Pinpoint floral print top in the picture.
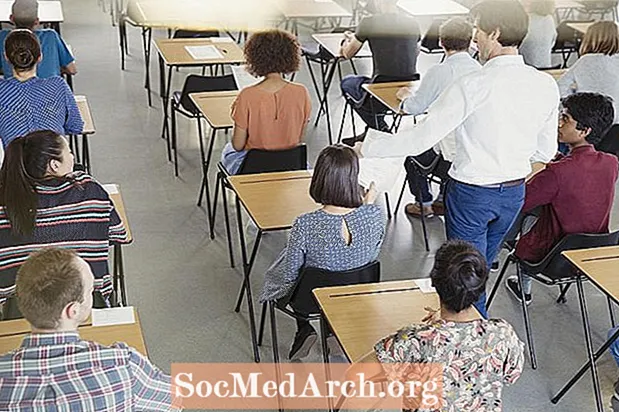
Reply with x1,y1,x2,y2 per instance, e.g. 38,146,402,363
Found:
374,319,524,412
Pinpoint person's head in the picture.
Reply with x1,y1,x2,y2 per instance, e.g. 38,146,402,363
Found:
470,0,529,61
309,145,363,209
16,248,94,331
430,240,488,313
4,28,41,73
558,93,615,147
521,0,556,16
10,0,39,29
579,21,619,56
440,17,474,53
0,131,74,236
244,29,300,77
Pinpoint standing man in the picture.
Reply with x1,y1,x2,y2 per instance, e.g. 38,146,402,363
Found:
359,0,559,317
339,0,420,133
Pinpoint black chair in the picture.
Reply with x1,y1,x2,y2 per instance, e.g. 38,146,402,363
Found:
169,75,237,214
1,296,21,321
552,21,592,68
596,124,619,158
257,261,381,365
212,145,308,268
487,231,619,370
420,19,445,56
395,153,451,251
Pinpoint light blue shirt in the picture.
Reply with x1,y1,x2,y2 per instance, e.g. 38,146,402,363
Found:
401,51,482,116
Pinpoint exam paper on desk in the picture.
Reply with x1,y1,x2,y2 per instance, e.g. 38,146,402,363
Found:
358,157,406,195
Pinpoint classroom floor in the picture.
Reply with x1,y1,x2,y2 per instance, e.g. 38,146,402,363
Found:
64,1,619,410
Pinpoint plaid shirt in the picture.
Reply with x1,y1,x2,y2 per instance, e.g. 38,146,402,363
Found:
0,332,181,411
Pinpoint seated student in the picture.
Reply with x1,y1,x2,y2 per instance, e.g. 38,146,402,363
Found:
506,93,618,303
557,21,619,123
0,130,129,313
260,145,386,360
0,0,77,79
339,0,420,134
0,248,180,411
349,240,524,410
0,30,83,149
519,0,557,68
221,29,311,175
395,17,481,218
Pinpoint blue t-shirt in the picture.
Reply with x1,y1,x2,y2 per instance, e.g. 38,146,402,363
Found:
0,29,74,79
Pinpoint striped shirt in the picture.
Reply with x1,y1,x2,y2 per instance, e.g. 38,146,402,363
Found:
0,77,84,148
0,332,181,411
0,173,130,300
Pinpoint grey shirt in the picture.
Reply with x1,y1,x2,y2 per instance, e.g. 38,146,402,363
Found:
355,13,421,79
520,14,557,69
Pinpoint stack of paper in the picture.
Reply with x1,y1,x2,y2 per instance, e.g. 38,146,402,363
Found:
185,45,224,60
231,65,264,89
92,307,136,326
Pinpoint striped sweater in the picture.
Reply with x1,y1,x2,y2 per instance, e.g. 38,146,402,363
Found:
0,173,130,300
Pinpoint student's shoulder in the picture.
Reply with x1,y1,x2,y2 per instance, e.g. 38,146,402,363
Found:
487,318,521,339
69,172,111,198
36,28,62,40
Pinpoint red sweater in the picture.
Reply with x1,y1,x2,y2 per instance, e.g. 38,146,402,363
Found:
515,145,618,263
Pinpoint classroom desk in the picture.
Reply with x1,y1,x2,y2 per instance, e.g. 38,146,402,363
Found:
362,80,420,115
154,37,244,162
551,246,619,412
543,68,568,81
105,184,133,307
227,171,319,362
313,280,439,362
567,21,594,35
70,95,96,175
278,0,352,36
0,308,147,356
309,33,372,145
397,0,469,17
189,90,238,236
0,1,63,32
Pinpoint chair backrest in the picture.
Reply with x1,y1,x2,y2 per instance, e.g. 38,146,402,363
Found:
173,30,220,39
554,20,593,49
596,124,619,158
372,73,421,84
280,261,381,314
179,74,237,114
521,231,619,281
420,19,442,52
238,145,307,175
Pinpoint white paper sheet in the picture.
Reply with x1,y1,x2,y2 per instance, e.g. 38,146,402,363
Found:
210,37,235,43
102,184,119,195
92,307,136,327
74,95,86,103
185,45,224,60
358,157,405,194
415,278,436,294
231,65,263,89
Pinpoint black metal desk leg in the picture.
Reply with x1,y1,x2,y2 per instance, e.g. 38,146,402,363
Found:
81,135,91,175
576,275,604,412
142,28,153,106
113,244,128,306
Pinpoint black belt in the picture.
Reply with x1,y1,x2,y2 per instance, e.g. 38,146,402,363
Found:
456,178,525,189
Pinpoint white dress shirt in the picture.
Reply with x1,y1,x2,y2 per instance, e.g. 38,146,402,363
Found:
401,51,481,161
362,55,559,186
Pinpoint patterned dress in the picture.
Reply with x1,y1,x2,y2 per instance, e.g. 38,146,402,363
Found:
259,204,385,303
374,319,525,412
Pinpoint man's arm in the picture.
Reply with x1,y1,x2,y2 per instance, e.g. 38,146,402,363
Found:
530,105,559,164
400,65,443,116
362,79,470,159
521,167,559,213
339,31,363,59
129,349,182,411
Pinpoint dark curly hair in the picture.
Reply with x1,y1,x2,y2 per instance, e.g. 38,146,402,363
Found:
562,92,615,146
244,29,301,77
430,240,488,313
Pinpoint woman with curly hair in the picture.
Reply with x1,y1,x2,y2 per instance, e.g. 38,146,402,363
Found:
221,29,311,174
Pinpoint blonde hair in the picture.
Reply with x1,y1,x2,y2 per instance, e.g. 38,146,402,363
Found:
527,0,556,16
580,21,619,56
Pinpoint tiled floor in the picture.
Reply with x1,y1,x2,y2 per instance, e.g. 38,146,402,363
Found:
60,1,619,410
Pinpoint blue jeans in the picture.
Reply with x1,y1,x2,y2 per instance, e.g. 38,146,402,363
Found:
445,180,525,318
609,326,619,367
340,74,388,131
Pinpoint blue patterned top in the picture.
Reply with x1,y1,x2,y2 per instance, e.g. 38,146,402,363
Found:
0,77,83,147
260,204,386,302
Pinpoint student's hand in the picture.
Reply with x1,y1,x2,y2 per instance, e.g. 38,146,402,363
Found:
421,307,440,324
352,141,363,157
363,182,378,204
396,86,413,101
343,30,354,40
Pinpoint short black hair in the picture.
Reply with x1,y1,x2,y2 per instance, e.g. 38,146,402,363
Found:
430,240,488,313
562,92,615,146
440,17,474,52
470,0,529,47
309,145,363,209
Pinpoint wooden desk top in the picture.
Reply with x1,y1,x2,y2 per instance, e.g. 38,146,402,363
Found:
397,0,469,17
105,184,134,243
311,33,372,59
362,81,420,113
189,90,238,129
563,246,619,301
75,95,95,135
543,68,568,81
279,0,352,19
154,38,244,67
314,280,440,362
567,21,595,35
0,1,63,23
228,170,319,231
0,308,147,356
